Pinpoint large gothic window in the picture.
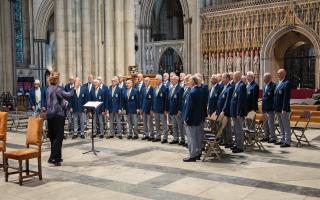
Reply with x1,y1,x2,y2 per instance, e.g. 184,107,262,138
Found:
151,0,184,41
14,0,24,63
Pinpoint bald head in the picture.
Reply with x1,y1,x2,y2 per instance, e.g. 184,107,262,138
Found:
233,71,242,83
277,68,286,80
137,73,144,82
144,77,150,87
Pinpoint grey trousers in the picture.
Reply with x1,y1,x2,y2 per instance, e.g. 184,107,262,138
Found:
185,125,201,158
154,113,168,140
170,114,185,141
109,112,122,136
197,121,205,153
276,112,291,144
223,117,233,145
143,113,155,138
232,117,245,149
66,110,73,131
263,111,276,140
73,112,85,135
127,114,139,137
93,113,104,135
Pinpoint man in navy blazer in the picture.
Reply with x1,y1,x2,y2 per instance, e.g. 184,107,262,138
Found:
123,80,140,139
168,75,184,144
274,69,291,147
70,78,87,139
106,76,123,139
208,74,222,116
181,74,191,146
183,75,203,162
91,79,106,138
152,74,169,143
83,74,94,128
246,71,259,130
140,77,155,140
134,73,145,133
64,76,75,133
261,73,277,143
216,73,234,147
29,79,46,112
163,73,170,88
229,71,247,153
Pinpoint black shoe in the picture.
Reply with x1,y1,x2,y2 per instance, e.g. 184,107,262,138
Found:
80,135,85,139
261,138,269,142
183,157,197,162
91,135,97,138
161,139,168,144
99,135,104,139
141,136,149,140
72,135,78,139
152,138,161,142
179,141,185,146
275,141,284,145
280,143,290,148
127,136,132,139
118,135,123,139
133,135,139,140
53,162,61,166
63,135,67,139
268,139,277,143
196,154,202,160
48,159,63,164
169,140,179,144
148,137,154,141
106,135,114,139
225,144,233,148
232,148,244,153
230,145,237,150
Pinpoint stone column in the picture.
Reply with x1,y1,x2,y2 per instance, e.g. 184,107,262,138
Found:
124,0,135,75
82,0,91,80
105,0,115,82
75,0,82,80
66,0,76,78
98,0,105,82
115,0,125,75
55,0,67,83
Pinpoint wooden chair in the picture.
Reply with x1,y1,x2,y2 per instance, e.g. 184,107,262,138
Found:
291,111,312,147
4,117,44,185
0,112,8,170
244,111,265,151
203,114,227,161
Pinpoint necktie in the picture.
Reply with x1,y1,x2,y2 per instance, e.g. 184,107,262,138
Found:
76,88,80,97
210,85,215,98
95,89,98,98
127,89,131,98
88,83,92,92
112,87,115,97
171,86,175,97
156,86,159,96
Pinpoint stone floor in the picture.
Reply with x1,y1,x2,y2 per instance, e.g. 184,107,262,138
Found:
1,128,320,200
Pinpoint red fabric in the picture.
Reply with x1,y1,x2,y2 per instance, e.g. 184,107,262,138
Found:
259,88,316,99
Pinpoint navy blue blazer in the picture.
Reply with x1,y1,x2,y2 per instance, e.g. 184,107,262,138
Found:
83,82,94,100
168,84,184,115
201,84,209,121
141,86,154,114
71,86,88,112
152,84,169,114
181,87,191,116
246,81,259,112
64,83,74,92
108,85,123,113
124,88,140,114
90,87,105,113
163,80,170,88
208,84,223,115
29,87,47,108
183,86,203,126
274,79,291,112
230,80,247,118
216,83,234,117
262,82,276,112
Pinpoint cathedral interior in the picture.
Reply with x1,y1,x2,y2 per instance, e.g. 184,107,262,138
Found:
0,1,320,199
0,0,320,93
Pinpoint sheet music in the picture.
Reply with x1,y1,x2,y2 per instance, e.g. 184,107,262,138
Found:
83,101,103,109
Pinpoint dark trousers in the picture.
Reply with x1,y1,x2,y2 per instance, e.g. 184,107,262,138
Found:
48,116,65,162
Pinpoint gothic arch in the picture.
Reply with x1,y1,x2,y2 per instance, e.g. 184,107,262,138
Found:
34,0,54,39
260,24,320,88
139,0,191,73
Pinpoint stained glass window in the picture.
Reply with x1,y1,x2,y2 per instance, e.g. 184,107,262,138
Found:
14,0,24,63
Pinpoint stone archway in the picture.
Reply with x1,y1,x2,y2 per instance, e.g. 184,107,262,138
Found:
34,0,54,40
158,47,183,75
261,24,320,88
139,0,191,74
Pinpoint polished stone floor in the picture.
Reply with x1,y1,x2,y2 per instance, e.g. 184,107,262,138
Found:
1,128,320,200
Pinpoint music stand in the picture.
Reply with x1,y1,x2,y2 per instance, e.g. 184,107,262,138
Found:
83,101,103,155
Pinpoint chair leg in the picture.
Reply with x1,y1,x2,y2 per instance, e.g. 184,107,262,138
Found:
18,160,23,186
26,159,29,176
4,156,8,182
38,156,42,180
